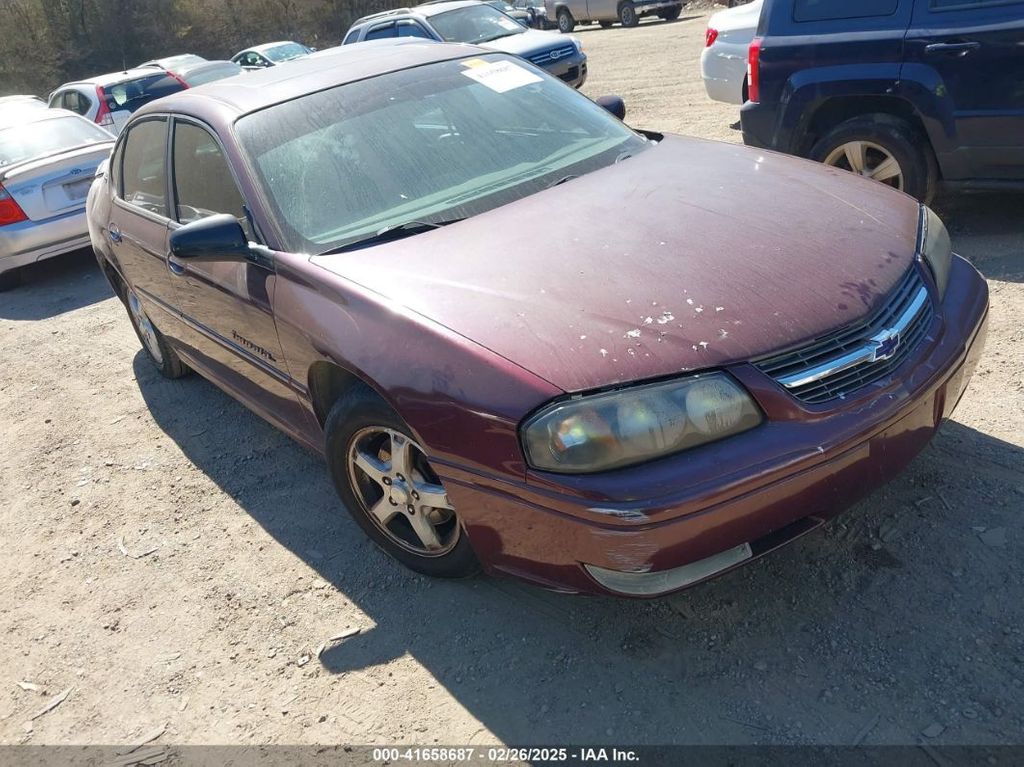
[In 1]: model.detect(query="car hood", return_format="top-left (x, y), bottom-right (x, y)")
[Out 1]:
top-left (480, 28), bottom-right (566, 55)
top-left (313, 135), bottom-right (921, 393)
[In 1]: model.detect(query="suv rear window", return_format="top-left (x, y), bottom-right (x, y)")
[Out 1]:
top-left (101, 74), bottom-right (185, 114)
top-left (794, 0), bottom-right (899, 22)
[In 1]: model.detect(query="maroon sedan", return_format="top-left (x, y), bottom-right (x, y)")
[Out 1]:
top-left (86, 41), bottom-right (988, 597)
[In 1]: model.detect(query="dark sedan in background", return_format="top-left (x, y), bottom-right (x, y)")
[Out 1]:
top-left (87, 40), bottom-right (987, 597)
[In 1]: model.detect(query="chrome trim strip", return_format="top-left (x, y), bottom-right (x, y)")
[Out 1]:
top-left (777, 286), bottom-right (930, 389)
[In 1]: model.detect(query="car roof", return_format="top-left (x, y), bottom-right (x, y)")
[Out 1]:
top-left (0, 107), bottom-right (104, 132)
top-left (59, 67), bottom-right (172, 89)
top-left (249, 41), bottom-right (304, 54)
top-left (135, 40), bottom-right (483, 122)
top-left (354, 0), bottom-right (482, 25)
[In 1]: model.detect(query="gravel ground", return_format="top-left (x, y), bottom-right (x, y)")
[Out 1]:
top-left (1, 10), bottom-right (1022, 748)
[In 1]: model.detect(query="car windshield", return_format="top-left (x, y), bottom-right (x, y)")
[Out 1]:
top-left (236, 54), bottom-right (648, 254)
top-left (0, 115), bottom-right (110, 168)
top-left (102, 73), bottom-right (186, 113)
top-left (263, 43), bottom-right (310, 62)
top-left (430, 5), bottom-right (525, 43)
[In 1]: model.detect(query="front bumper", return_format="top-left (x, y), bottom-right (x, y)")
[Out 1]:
top-left (0, 208), bottom-right (91, 276)
top-left (445, 256), bottom-right (989, 597)
top-left (540, 51), bottom-right (587, 89)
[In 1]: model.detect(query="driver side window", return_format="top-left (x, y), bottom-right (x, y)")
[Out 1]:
top-left (171, 121), bottom-right (251, 237)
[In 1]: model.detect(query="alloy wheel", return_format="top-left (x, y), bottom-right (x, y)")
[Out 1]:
top-left (823, 140), bottom-right (904, 191)
top-left (346, 427), bottom-right (460, 557)
top-left (128, 291), bottom-right (164, 365)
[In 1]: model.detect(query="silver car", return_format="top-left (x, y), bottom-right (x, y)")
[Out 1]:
top-left (48, 68), bottom-right (187, 136)
top-left (0, 109), bottom-right (114, 290)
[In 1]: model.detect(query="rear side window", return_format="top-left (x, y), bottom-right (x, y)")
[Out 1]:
top-left (102, 74), bottom-right (185, 115)
top-left (794, 0), bottom-right (899, 21)
top-left (397, 20), bottom-right (431, 37)
top-left (171, 121), bottom-right (247, 229)
top-left (62, 91), bottom-right (91, 115)
top-left (365, 23), bottom-right (397, 39)
top-left (120, 118), bottom-right (168, 216)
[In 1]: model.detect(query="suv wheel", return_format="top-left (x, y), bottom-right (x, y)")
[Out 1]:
top-left (557, 7), bottom-right (575, 32)
top-left (809, 115), bottom-right (937, 203)
top-left (659, 5), bottom-right (681, 20)
top-left (325, 385), bottom-right (480, 578)
top-left (618, 1), bottom-right (638, 26)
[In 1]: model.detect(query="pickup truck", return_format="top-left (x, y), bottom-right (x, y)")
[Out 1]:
top-left (545, 0), bottom-right (685, 32)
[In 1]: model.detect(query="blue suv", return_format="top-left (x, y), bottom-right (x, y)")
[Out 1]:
top-left (741, 0), bottom-right (1024, 202)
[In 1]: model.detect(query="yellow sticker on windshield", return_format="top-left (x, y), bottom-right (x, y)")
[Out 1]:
top-left (461, 58), bottom-right (490, 68)
top-left (461, 60), bottom-right (542, 93)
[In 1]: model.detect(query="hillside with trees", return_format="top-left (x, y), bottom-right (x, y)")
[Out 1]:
top-left (0, 0), bottom-right (407, 95)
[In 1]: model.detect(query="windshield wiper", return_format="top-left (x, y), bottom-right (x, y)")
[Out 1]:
top-left (323, 218), bottom-right (464, 254)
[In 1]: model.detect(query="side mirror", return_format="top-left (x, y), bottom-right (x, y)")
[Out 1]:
top-left (169, 214), bottom-right (250, 262)
top-left (596, 94), bottom-right (626, 121)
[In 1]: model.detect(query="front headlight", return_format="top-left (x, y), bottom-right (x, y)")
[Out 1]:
top-left (918, 205), bottom-right (952, 298)
top-left (521, 373), bottom-right (762, 474)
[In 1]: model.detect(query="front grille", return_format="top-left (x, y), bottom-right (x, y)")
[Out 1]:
top-left (558, 66), bottom-right (580, 82)
top-left (755, 266), bottom-right (934, 404)
top-left (529, 45), bottom-right (576, 66)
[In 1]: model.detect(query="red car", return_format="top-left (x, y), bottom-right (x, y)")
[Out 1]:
top-left (86, 41), bottom-right (988, 598)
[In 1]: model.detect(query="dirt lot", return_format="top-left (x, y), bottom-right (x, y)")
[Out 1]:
top-left (1, 9), bottom-right (1023, 749)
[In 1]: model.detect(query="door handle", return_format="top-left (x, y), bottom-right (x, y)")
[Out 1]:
top-left (108, 225), bottom-right (122, 245)
top-left (925, 41), bottom-right (980, 57)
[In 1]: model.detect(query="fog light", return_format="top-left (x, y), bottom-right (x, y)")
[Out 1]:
top-left (585, 543), bottom-right (753, 596)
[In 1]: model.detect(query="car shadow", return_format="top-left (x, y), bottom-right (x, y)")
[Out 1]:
top-left (573, 15), bottom-right (701, 32)
top-left (938, 191), bottom-right (1024, 284)
top-left (133, 351), bottom-right (1023, 744)
top-left (0, 249), bottom-right (112, 320)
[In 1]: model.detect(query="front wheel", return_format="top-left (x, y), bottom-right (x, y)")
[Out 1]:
top-left (618, 1), bottom-right (638, 26)
top-left (325, 386), bottom-right (480, 578)
top-left (557, 7), bottom-right (575, 32)
top-left (809, 115), bottom-right (937, 203)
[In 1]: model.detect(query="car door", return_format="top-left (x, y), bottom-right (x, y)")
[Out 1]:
top-left (165, 117), bottom-right (300, 422)
top-left (904, 0), bottom-right (1024, 179)
top-left (107, 117), bottom-right (180, 326)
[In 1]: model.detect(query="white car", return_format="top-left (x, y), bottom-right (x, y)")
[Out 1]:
top-left (0, 109), bottom-right (115, 290)
top-left (700, 0), bottom-right (762, 105)
top-left (48, 68), bottom-right (188, 136)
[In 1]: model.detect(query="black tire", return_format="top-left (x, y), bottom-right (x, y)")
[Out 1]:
top-left (325, 384), bottom-right (480, 579)
top-left (123, 286), bottom-right (190, 379)
top-left (557, 7), bottom-right (575, 33)
top-left (618, 1), bottom-right (638, 26)
top-left (659, 5), bottom-right (681, 20)
top-left (808, 114), bottom-right (937, 204)
top-left (599, 20), bottom-right (613, 27)
top-left (0, 268), bottom-right (21, 292)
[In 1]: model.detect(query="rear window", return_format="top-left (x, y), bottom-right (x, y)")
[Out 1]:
top-left (0, 115), bottom-right (111, 168)
top-left (183, 63), bottom-right (242, 87)
top-left (101, 74), bottom-right (185, 114)
top-left (794, 0), bottom-right (899, 22)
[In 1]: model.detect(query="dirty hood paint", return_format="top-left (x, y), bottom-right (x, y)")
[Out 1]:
top-left (315, 135), bottom-right (922, 393)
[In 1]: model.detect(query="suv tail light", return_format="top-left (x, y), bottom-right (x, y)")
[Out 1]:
top-left (747, 36), bottom-right (763, 103)
top-left (705, 27), bottom-right (718, 47)
top-left (94, 86), bottom-right (115, 129)
top-left (0, 183), bottom-right (28, 226)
